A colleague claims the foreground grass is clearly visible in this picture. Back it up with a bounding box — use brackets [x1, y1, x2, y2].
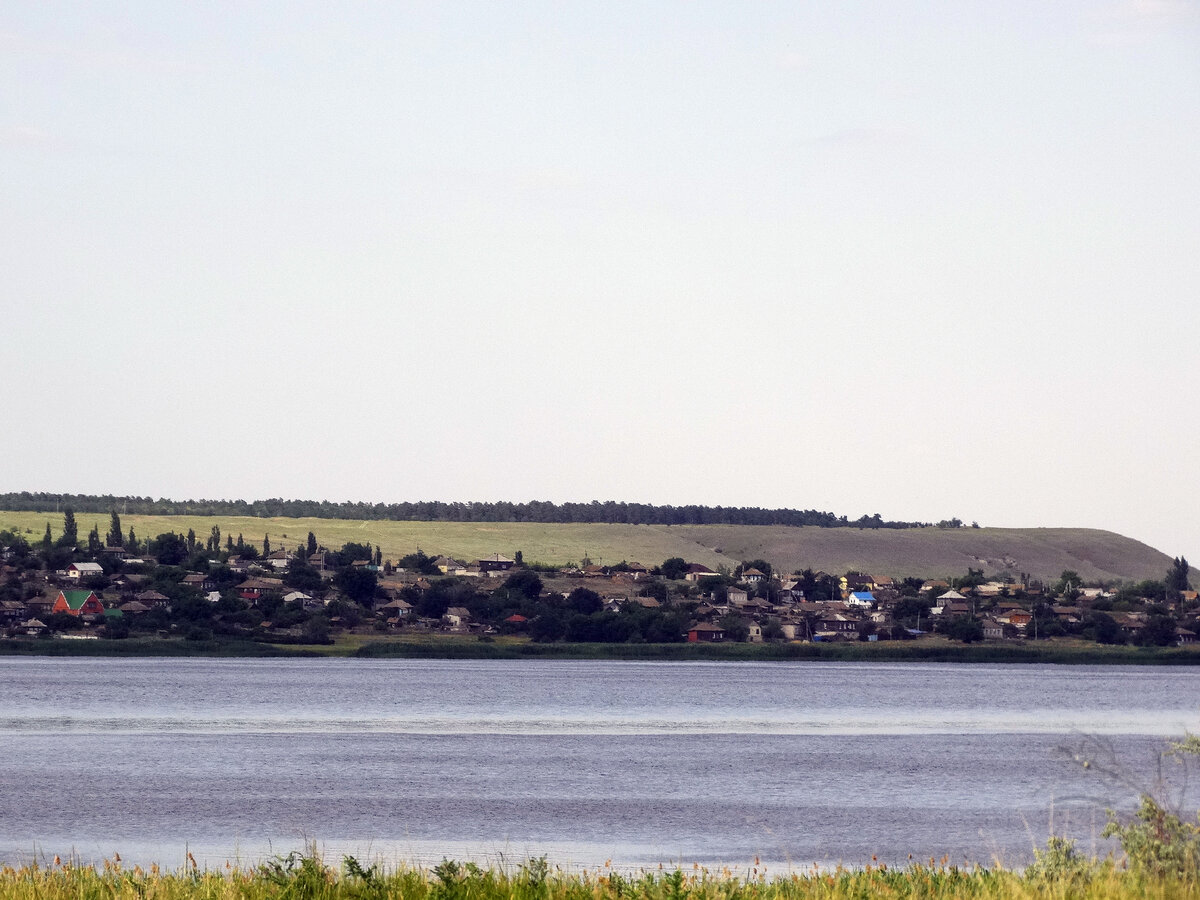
[1, 853, 1196, 900]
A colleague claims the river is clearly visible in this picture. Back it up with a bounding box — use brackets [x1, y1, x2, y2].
[0, 657, 1196, 870]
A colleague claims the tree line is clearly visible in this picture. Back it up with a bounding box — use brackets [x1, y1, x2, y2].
[0, 492, 937, 530]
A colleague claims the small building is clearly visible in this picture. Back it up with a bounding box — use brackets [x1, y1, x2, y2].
[477, 554, 515, 574]
[66, 562, 104, 580]
[687, 622, 726, 642]
[443, 606, 471, 627]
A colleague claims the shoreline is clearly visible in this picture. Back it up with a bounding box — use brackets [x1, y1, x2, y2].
[3, 634, 1200, 664]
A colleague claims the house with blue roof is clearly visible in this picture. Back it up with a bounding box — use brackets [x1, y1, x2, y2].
[847, 591, 876, 608]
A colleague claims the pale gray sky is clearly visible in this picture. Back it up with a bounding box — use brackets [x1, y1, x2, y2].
[3, 2, 1198, 561]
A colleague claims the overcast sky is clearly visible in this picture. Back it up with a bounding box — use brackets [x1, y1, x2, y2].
[3, 1, 1198, 560]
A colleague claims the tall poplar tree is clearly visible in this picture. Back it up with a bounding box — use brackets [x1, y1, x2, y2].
[108, 510, 123, 547]
[60, 508, 78, 548]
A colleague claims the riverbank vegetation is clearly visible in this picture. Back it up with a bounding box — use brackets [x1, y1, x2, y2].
[2, 849, 1197, 900]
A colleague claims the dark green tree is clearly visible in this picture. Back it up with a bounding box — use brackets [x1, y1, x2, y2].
[306, 532, 317, 558]
[41, 522, 52, 550]
[263, 534, 271, 556]
[567, 587, 603, 615]
[660, 558, 689, 580]
[210, 524, 221, 553]
[334, 566, 378, 606]
[127, 526, 139, 553]
[149, 532, 188, 566]
[186, 528, 196, 552]
[87, 523, 101, 554]
[59, 508, 78, 549]
[502, 568, 543, 600]
[1136, 615, 1178, 647]
[1167, 557, 1190, 593]
[108, 510, 123, 547]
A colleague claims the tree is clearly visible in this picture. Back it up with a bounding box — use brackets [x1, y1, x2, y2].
[149, 532, 188, 566]
[186, 528, 196, 552]
[306, 532, 317, 558]
[59, 508, 78, 549]
[502, 568, 543, 601]
[1167, 557, 1190, 593]
[1136, 615, 1177, 647]
[941, 615, 984, 643]
[567, 588, 603, 616]
[263, 534, 271, 556]
[660, 558, 689, 580]
[108, 510, 123, 547]
[87, 523, 101, 554]
[514, 550, 524, 566]
[40, 522, 52, 551]
[334, 566, 378, 607]
[127, 526, 140, 554]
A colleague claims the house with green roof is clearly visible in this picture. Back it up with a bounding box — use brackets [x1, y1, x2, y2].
[52, 589, 104, 618]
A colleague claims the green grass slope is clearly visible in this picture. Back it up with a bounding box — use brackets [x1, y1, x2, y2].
[0, 510, 1173, 583]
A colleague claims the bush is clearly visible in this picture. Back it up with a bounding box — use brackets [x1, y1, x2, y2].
[1101, 735, 1200, 875]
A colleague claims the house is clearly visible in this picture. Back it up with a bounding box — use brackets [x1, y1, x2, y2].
[66, 562, 103, 580]
[443, 606, 471, 627]
[378, 597, 414, 618]
[265, 549, 292, 571]
[997, 610, 1032, 630]
[283, 591, 319, 609]
[18, 618, 48, 636]
[842, 572, 874, 592]
[118, 600, 151, 615]
[815, 613, 861, 637]
[52, 589, 105, 618]
[747, 622, 764, 643]
[847, 591, 875, 608]
[740, 568, 767, 584]
[687, 622, 726, 642]
[0, 599, 28, 623]
[684, 564, 719, 582]
[727, 587, 750, 607]
[433, 556, 466, 576]
[135, 590, 171, 609]
[237, 577, 283, 602]
[477, 554, 515, 574]
[181, 573, 206, 588]
[981, 618, 1006, 640]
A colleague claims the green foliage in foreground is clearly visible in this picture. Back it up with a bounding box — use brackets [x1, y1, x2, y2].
[1, 850, 1198, 900]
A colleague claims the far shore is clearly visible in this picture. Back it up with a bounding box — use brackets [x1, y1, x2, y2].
[3, 633, 1200, 664]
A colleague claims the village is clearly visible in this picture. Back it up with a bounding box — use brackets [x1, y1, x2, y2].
[0, 515, 1195, 650]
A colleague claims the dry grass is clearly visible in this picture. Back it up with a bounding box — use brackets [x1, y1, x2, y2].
[0, 852, 1194, 900]
[0, 510, 1173, 582]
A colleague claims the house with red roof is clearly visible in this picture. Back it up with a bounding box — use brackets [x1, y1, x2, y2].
[52, 590, 104, 618]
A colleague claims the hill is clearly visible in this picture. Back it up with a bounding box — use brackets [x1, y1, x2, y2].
[0, 510, 1174, 583]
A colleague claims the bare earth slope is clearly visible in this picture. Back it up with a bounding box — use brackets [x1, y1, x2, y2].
[1, 510, 1173, 583]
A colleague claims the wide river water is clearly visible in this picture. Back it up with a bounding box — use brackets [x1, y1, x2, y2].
[0, 657, 1197, 871]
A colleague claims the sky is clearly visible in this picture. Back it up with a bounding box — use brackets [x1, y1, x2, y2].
[2, 1, 1198, 560]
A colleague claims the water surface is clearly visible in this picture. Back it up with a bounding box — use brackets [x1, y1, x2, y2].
[1, 658, 1195, 870]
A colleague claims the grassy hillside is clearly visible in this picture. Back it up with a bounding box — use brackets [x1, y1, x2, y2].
[0, 509, 1174, 583]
